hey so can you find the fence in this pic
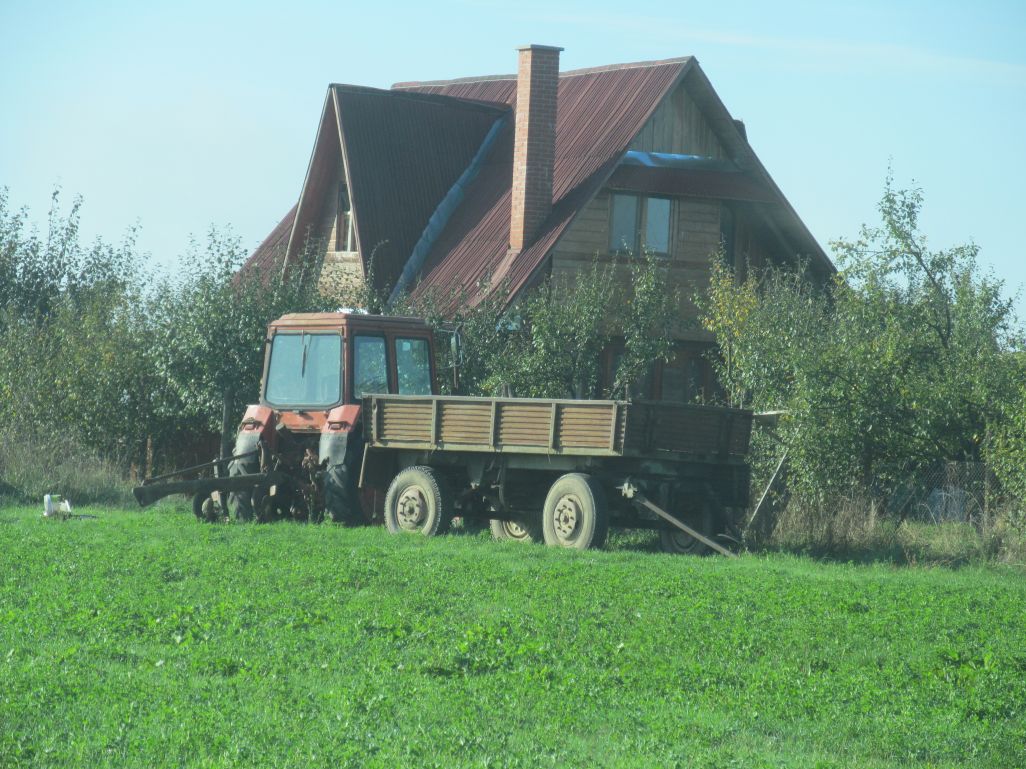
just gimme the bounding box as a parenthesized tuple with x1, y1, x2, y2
(889, 462, 997, 525)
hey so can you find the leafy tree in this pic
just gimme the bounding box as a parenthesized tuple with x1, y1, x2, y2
(0, 188, 140, 327)
(991, 356, 1026, 516)
(474, 253, 680, 400)
(701, 176, 1022, 504)
(150, 230, 328, 458)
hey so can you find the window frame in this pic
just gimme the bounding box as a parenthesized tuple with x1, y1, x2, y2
(336, 183, 356, 253)
(608, 192, 674, 258)
(350, 334, 390, 400)
(393, 336, 433, 396)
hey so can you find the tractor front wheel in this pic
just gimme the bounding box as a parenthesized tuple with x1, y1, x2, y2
(227, 455, 258, 522)
(192, 492, 225, 523)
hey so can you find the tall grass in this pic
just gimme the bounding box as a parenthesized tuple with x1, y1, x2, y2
(767, 494, 1026, 566)
(0, 428, 131, 507)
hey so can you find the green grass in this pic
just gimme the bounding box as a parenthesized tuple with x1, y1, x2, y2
(1, 506, 1024, 768)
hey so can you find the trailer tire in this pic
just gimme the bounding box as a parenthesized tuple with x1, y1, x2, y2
(658, 500, 714, 555)
(489, 517, 541, 544)
(542, 473, 608, 550)
(384, 466, 452, 537)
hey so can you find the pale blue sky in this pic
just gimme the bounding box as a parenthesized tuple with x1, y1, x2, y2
(2, 1, 1024, 316)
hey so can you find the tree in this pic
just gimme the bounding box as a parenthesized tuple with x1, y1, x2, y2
(701, 176, 1022, 504)
(473, 253, 680, 400)
(151, 230, 328, 458)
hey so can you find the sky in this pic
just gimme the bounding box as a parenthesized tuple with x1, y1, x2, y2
(2, 0, 1024, 316)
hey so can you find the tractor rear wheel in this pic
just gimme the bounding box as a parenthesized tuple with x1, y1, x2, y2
(384, 466, 452, 537)
(325, 464, 363, 525)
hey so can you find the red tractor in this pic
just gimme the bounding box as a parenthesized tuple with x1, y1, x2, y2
(135, 312, 438, 524)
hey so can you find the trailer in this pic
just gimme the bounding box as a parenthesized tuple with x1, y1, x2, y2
(360, 394, 752, 552)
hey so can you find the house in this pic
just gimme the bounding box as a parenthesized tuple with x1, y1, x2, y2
(246, 45, 834, 400)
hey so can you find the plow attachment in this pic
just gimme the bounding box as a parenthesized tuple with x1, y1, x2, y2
(133, 472, 284, 508)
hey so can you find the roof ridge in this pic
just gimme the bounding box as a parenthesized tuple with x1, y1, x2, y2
(332, 83, 508, 113)
(392, 56, 693, 90)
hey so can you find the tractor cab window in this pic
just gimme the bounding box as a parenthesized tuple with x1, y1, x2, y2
(395, 337, 432, 395)
(353, 335, 388, 398)
(264, 332, 342, 407)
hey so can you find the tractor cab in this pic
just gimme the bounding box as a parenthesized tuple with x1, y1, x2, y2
(216, 312, 440, 522)
(259, 313, 437, 432)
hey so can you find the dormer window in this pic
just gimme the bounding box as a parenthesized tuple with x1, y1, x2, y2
(336, 183, 355, 252)
(609, 193, 672, 256)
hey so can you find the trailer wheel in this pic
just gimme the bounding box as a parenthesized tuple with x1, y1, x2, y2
(542, 473, 608, 550)
(658, 501, 713, 555)
(384, 466, 452, 536)
(489, 517, 541, 544)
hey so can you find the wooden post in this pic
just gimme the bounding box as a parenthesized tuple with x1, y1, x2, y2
(220, 390, 234, 461)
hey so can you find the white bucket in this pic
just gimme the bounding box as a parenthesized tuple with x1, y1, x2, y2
(43, 494, 73, 518)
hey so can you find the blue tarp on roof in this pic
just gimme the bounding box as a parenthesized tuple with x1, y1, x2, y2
(621, 150, 739, 173)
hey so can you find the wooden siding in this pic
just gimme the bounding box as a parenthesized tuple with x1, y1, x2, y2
(551, 191, 723, 341)
(629, 82, 725, 157)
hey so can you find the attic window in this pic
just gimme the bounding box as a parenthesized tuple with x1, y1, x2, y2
(609, 193, 672, 256)
(336, 183, 355, 252)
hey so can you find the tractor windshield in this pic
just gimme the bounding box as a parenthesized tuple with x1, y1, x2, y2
(264, 332, 343, 407)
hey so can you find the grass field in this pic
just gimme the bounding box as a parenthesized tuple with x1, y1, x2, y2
(1, 505, 1024, 768)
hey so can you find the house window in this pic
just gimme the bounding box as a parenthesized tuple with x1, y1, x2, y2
(336, 183, 355, 252)
(660, 345, 716, 404)
(609, 193, 672, 256)
(609, 194, 639, 253)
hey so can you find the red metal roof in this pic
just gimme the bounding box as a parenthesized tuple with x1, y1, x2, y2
(394, 58, 692, 312)
(243, 203, 296, 279)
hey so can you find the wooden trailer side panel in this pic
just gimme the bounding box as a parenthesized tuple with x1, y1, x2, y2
(369, 396, 623, 455)
(366, 395, 750, 460)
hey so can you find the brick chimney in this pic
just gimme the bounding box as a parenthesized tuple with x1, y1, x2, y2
(510, 44, 562, 252)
